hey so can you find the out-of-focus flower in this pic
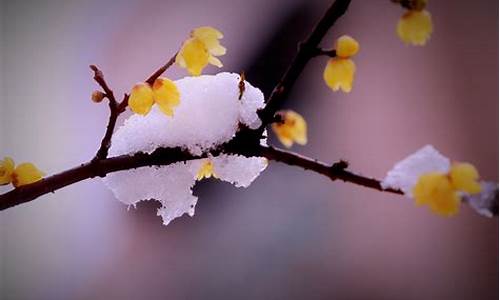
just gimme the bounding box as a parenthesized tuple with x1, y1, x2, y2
(271, 110, 307, 148)
(129, 77, 180, 116)
(176, 26, 226, 76)
(413, 172, 461, 216)
(11, 162, 45, 188)
(0, 157, 15, 185)
(382, 145, 482, 216)
(323, 35, 359, 93)
(449, 162, 482, 194)
(397, 9, 433, 46)
(196, 159, 217, 180)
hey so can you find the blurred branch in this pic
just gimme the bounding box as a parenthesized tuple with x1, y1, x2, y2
(257, 0, 350, 130)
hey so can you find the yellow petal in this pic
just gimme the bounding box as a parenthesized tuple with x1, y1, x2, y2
(272, 110, 307, 148)
(12, 163, 44, 188)
(449, 162, 482, 194)
(192, 26, 226, 56)
(176, 37, 209, 76)
(129, 83, 154, 115)
(196, 160, 217, 180)
(413, 172, 460, 216)
(335, 35, 359, 58)
(323, 58, 356, 93)
(0, 157, 15, 185)
(153, 77, 180, 117)
(208, 55, 223, 68)
(397, 10, 433, 46)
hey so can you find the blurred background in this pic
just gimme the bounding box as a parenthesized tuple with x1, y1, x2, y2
(0, 0, 498, 299)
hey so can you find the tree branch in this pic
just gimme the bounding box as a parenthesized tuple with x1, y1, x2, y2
(257, 0, 351, 129)
(0, 138, 402, 211)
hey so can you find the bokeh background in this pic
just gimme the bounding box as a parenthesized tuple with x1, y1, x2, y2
(1, 0, 498, 299)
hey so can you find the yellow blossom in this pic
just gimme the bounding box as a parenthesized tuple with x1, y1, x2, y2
(449, 162, 482, 194)
(152, 77, 181, 116)
(323, 35, 359, 93)
(397, 10, 433, 46)
(129, 78, 180, 116)
(271, 110, 307, 148)
(12, 163, 44, 188)
(335, 35, 359, 58)
(0, 157, 15, 185)
(413, 172, 461, 216)
(323, 58, 356, 93)
(129, 83, 154, 115)
(196, 160, 217, 180)
(412, 161, 482, 216)
(176, 26, 226, 76)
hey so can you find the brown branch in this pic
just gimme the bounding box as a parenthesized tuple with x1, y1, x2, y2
(257, 0, 351, 129)
(312, 48, 337, 57)
(0, 136, 402, 211)
(257, 146, 403, 195)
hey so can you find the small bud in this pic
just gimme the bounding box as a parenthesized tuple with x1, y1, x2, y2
(91, 90, 105, 103)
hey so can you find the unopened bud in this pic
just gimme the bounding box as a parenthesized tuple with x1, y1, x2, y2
(91, 90, 105, 103)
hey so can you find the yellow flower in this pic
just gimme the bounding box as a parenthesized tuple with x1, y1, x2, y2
(335, 35, 359, 58)
(196, 159, 217, 180)
(449, 162, 482, 194)
(129, 77, 180, 116)
(12, 163, 45, 188)
(129, 83, 154, 115)
(412, 161, 482, 216)
(271, 110, 307, 148)
(0, 157, 15, 185)
(323, 58, 356, 93)
(397, 10, 433, 46)
(152, 77, 181, 116)
(176, 26, 226, 76)
(323, 35, 358, 93)
(413, 172, 461, 216)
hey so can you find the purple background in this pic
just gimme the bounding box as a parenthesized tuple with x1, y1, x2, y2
(1, 0, 498, 299)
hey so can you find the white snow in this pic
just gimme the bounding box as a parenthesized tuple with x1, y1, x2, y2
(103, 72, 267, 225)
(381, 145, 450, 197)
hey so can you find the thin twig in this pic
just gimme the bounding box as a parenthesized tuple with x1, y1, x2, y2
(91, 53, 177, 161)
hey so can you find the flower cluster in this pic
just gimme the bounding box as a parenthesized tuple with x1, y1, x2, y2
(381, 145, 482, 217)
(176, 26, 226, 76)
(0, 157, 44, 188)
(413, 162, 481, 216)
(129, 77, 180, 116)
(323, 35, 359, 93)
(396, 0, 433, 46)
(271, 110, 308, 148)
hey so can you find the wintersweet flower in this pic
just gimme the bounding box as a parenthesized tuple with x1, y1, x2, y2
(129, 77, 180, 116)
(0, 157, 44, 187)
(397, 10, 433, 46)
(271, 110, 307, 148)
(0, 157, 15, 185)
(196, 159, 217, 180)
(382, 145, 482, 216)
(12, 163, 45, 188)
(323, 35, 359, 93)
(176, 26, 226, 76)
